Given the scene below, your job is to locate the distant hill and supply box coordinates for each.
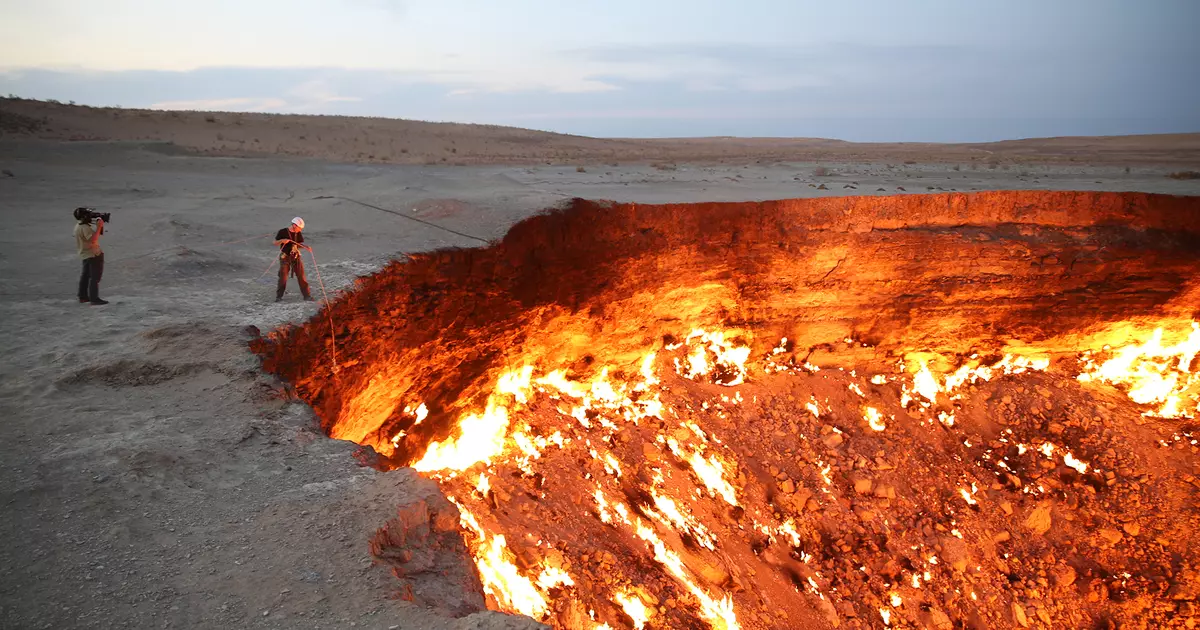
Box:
[3,98,1198,166]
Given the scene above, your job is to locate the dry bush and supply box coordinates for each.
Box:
[1167,171,1200,180]
[576,166,586,173]
[812,166,829,177]
[651,162,677,171]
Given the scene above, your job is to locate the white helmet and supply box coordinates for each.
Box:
[291,217,305,229]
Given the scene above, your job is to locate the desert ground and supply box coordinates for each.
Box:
[1,101,1199,630]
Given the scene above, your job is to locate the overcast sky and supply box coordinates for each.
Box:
[1,0,1197,141]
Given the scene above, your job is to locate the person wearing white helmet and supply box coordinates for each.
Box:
[273,216,313,302]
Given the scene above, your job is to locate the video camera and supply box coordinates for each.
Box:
[74,207,111,223]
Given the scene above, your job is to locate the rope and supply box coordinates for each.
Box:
[313,196,490,244]
[307,248,339,375]
[254,256,278,282]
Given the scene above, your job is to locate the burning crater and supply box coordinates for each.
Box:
[255,192,1200,630]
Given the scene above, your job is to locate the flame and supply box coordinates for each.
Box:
[1063,451,1089,473]
[864,406,887,431]
[457,502,563,620]
[675,329,752,386]
[476,534,550,617]
[1078,321,1199,417]
[476,473,490,497]
[634,521,740,630]
[687,449,740,506]
[912,360,940,404]
[613,592,652,629]
[413,399,511,472]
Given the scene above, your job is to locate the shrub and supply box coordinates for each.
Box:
[576,166,586,173]
[812,166,829,177]
[1167,171,1200,180]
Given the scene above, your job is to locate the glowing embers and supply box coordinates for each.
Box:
[1077,321,1200,418]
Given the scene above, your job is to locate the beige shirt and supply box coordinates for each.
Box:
[74,222,102,259]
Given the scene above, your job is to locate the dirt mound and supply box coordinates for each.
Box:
[60,359,215,387]
[254,191,1200,629]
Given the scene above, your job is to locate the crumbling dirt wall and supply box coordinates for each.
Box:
[253,191,1200,463]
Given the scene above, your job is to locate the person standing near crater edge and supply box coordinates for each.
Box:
[274,216,313,302]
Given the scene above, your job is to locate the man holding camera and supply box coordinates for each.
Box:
[274,216,313,302]
[74,207,108,305]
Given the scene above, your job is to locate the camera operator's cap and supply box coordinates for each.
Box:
[291,217,305,229]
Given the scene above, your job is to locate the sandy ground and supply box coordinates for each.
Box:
[1,138,1198,630]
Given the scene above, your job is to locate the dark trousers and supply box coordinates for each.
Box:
[277,254,311,300]
[78,253,104,302]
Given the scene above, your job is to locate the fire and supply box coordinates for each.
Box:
[675,329,752,386]
[1063,451,1089,473]
[635,522,740,630]
[1078,321,1200,417]
[396,321,1197,628]
[912,361,940,404]
[613,592,652,629]
[687,449,740,506]
[412,399,511,472]
[456,502,557,618]
[864,406,887,431]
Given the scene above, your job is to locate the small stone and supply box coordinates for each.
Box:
[1011,602,1029,627]
[1099,528,1123,545]
[1123,522,1141,537]
[853,478,873,495]
[942,537,970,572]
[1051,565,1077,588]
[994,531,1011,543]
[780,479,795,494]
[1000,501,1013,515]
[822,432,844,448]
[920,607,953,630]
[262,610,270,617]
[1023,502,1052,535]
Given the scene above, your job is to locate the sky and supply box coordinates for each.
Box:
[1,0,1198,142]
